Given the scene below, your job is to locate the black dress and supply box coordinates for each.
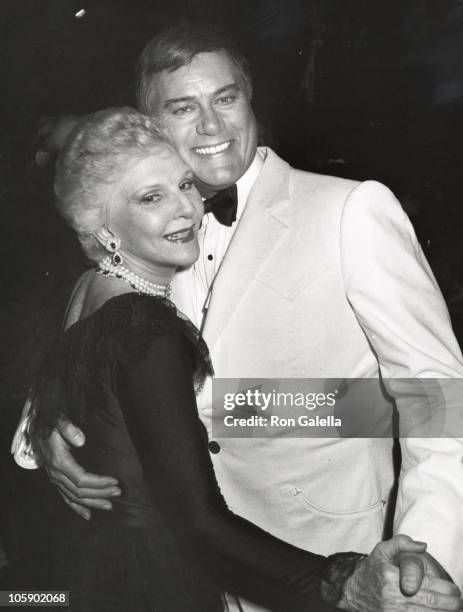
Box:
[22,293,349,611]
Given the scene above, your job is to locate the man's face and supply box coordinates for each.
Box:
[148,50,258,195]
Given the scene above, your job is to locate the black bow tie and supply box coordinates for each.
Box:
[203,185,238,227]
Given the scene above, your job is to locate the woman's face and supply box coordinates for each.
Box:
[107,145,203,283]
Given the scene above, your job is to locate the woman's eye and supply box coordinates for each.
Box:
[141,192,162,203]
[180,180,194,192]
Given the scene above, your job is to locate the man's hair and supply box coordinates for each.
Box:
[136,22,253,114]
[55,107,168,262]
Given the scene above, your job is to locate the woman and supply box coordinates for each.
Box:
[20,108,426,611]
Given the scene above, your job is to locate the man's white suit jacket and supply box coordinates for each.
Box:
[173,148,463,585]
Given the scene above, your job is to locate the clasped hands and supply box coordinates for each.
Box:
[39,418,462,612]
[339,539,462,611]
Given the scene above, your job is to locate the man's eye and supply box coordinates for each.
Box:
[141,192,162,203]
[172,105,195,116]
[216,95,236,105]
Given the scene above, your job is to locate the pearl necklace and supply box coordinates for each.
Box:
[97,257,172,298]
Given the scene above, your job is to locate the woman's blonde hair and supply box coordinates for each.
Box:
[55,107,168,261]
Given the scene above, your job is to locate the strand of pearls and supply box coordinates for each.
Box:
[97,256,172,298]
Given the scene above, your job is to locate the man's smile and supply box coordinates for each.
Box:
[192,140,233,156]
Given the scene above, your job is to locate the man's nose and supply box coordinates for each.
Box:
[197,105,224,136]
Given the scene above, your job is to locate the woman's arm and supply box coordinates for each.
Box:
[117,331,463,612]
[117,331,335,611]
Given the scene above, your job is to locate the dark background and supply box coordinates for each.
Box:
[1,0,463,569]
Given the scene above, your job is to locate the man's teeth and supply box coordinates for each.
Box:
[194,142,231,156]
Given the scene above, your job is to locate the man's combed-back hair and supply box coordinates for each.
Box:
[55,107,168,262]
[136,22,253,114]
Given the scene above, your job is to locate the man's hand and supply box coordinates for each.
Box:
[396,550,455,597]
[340,535,462,611]
[37,417,121,520]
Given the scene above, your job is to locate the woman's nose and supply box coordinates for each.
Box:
[173,192,197,218]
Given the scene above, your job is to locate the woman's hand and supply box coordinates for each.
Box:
[38,417,121,520]
[340,535,462,611]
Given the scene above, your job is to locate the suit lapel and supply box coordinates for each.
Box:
[203,149,293,348]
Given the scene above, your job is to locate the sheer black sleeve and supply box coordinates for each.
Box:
[117,330,339,612]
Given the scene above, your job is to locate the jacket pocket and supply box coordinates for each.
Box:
[292,486,386,518]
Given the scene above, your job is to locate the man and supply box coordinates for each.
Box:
[13,23,463,611]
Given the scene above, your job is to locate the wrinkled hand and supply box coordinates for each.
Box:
[395,550,455,597]
[37,417,121,520]
[340,535,462,611]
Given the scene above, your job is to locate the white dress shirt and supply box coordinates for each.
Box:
[172,150,265,329]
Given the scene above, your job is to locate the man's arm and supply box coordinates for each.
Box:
[341,179,463,584]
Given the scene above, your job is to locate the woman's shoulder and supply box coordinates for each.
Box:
[98,294,212,385]
[38,293,193,392]
[63,269,97,330]
[64,270,136,330]
[63,292,177,346]
[77,293,205,364]
[95,292,183,333]
[30,293,211,438]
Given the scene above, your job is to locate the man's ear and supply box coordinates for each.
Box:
[94,226,120,252]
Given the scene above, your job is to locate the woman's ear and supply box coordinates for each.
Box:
[94,227,120,253]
